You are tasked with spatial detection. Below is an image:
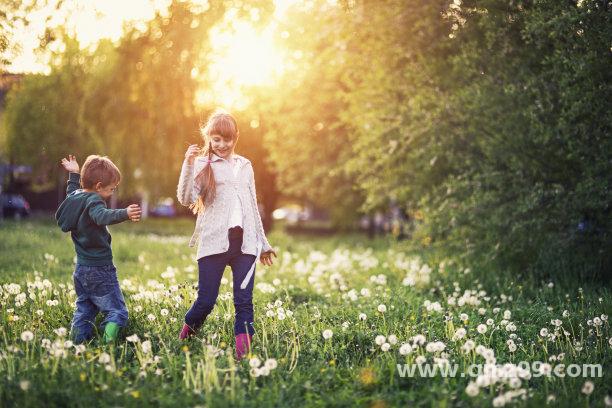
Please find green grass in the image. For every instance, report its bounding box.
[0,217,610,407]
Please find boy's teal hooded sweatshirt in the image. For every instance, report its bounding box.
[55,173,129,266]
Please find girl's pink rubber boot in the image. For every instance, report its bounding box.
[235,333,253,360]
[179,323,196,340]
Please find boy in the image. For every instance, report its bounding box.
[55,154,141,343]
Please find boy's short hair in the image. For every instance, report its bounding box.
[80,155,121,189]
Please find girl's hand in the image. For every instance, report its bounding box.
[126,204,142,222]
[60,155,80,173]
[260,249,277,266]
[184,144,201,165]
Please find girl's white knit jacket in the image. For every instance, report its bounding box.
[176,153,272,260]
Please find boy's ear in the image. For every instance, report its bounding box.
[94,181,103,191]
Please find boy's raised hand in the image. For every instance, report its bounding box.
[126,204,142,222]
[61,155,80,173]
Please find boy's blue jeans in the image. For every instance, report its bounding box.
[71,264,128,343]
[185,227,257,336]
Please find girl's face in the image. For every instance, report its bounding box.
[209,133,235,159]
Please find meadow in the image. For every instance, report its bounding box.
[0,217,610,407]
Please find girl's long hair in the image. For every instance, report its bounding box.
[190,110,239,215]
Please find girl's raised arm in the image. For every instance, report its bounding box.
[176,145,200,207]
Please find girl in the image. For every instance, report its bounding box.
[176,110,276,360]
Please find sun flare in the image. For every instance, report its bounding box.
[198,21,287,110]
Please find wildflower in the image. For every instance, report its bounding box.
[582,381,594,395]
[147,314,156,322]
[160,309,169,316]
[375,335,386,346]
[264,358,278,370]
[54,327,67,337]
[20,331,34,342]
[460,313,469,322]
[503,310,511,320]
[562,310,570,318]
[539,328,549,337]
[477,324,487,334]
[359,313,367,321]
[249,357,261,368]
[465,382,479,397]
[322,329,333,340]
[19,380,30,391]
[415,355,426,364]
[127,334,140,343]
[388,335,398,345]
[381,343,391,352]
[141,340,152,354]
[399,343,413,355]
[377,304,387,313]
[462,340,475,353]
[99,353,111,364]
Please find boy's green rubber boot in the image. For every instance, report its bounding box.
[103,322,120,343]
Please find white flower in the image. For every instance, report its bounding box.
[462,340,475,353]
[492,395,506,407]
[126,334,140,343]
[540,328,549,337]
[250,367,260,377]
[36,309,44,316]
[375,335,386,346]
[508,343,517,352]
[141,340,152,354]
[359,313,367,321]
[74,344,86,354]
[377,304,387,313]
[562,310,570,318]
[259,366,271,376]
[486,319,494,326]
[99,352,111,364]
[147,314,156,322]
[460,313,469,322]
[399,343,413,355]
[503,310,511,320]
[388,335,398,345]
[54,327,67,337]
[322,329,333,340]
[381,343,391,352]
[582,381,594,395]
[249,357,261,368]
[477,324,487,334]
[20,331,34,342]
[264,358,278,370]
[415,355,426,364]
[19,380,30,391]
[465,382,479,397]
[160,309,169,316]
[134,305,143,312]
[452,328,467,341]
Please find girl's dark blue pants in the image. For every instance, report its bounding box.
[185,227,256,336]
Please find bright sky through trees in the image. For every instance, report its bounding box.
[7,0,297,109]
